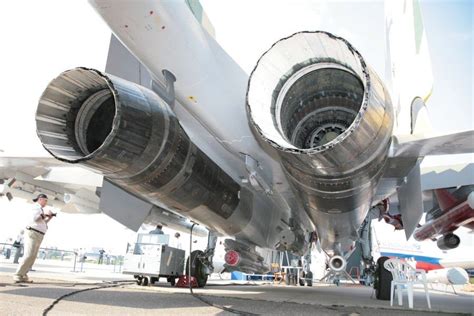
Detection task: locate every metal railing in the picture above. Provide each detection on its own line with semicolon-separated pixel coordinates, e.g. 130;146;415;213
0;242;123;273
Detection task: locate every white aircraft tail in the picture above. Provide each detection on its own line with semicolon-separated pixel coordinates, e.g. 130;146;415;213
385;0;433;135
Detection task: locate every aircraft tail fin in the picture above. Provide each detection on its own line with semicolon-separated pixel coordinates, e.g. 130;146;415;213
385;0;433;135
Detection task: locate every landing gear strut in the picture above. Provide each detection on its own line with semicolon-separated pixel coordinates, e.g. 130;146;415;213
185;229;216;288
186;250;209;288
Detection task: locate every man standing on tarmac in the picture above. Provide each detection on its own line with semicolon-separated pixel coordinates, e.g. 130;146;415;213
13;193;55;283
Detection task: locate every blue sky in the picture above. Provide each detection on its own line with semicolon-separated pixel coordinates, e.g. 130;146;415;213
421;0;472;133
201;0;472;134
0;0;470;153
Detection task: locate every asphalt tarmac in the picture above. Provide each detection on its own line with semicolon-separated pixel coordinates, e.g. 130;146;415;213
0;260;472;315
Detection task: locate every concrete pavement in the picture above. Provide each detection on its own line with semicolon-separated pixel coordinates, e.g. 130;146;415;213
0;258;472;315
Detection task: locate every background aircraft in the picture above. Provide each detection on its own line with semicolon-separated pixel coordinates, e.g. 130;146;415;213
412;185;474;250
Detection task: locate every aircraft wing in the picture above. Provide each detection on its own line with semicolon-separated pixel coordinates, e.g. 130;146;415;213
386;161;474;212
385;130;474;239
391;131;474;158
383;160;474;241
421;162;474;191
0;154;208;236
0;155;102;213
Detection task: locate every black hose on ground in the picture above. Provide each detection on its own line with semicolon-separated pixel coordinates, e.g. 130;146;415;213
42;280;134;316
42;225;258;316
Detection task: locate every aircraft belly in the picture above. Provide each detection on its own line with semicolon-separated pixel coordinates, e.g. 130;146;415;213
90;1;272;166
41;1;462;260
89;1;314;247
314;208;368;254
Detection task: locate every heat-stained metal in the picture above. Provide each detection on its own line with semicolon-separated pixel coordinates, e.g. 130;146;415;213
36;68;246;236
247;31;394;255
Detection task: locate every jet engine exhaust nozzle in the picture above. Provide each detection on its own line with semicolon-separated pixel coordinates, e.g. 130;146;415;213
246;31;394;254
35;68;245;236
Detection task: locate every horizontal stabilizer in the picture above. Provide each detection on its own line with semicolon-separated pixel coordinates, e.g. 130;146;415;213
391;131;474;157
421;162;474;191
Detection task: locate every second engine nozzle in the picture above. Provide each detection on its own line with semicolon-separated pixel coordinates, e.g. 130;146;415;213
247;31;394;254
36;68;245;236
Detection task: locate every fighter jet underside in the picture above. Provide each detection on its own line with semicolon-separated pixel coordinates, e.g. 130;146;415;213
5;0;472;288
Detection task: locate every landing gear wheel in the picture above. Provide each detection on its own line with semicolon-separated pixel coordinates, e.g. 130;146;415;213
374;256;392;300
167;277;176;286
299;272;305;286
136;276;143;286
141;276;149;286
306;271;313;286
186;250;208;288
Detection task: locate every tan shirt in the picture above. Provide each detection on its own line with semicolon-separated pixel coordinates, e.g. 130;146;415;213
27;203;48;234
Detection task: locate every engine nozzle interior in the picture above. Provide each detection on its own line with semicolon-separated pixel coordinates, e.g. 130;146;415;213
75;89;116;156
278;67;363;149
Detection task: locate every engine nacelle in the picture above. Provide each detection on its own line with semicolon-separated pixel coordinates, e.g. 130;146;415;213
437;233;461;250
247;31;394;255
36;68;250;237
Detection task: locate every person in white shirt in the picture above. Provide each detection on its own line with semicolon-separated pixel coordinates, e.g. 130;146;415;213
13;193;55;283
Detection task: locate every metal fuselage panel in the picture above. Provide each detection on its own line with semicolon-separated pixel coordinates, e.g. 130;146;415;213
87;1;396;255
88;1;314;246
36;68;299;252
89;1;278;179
